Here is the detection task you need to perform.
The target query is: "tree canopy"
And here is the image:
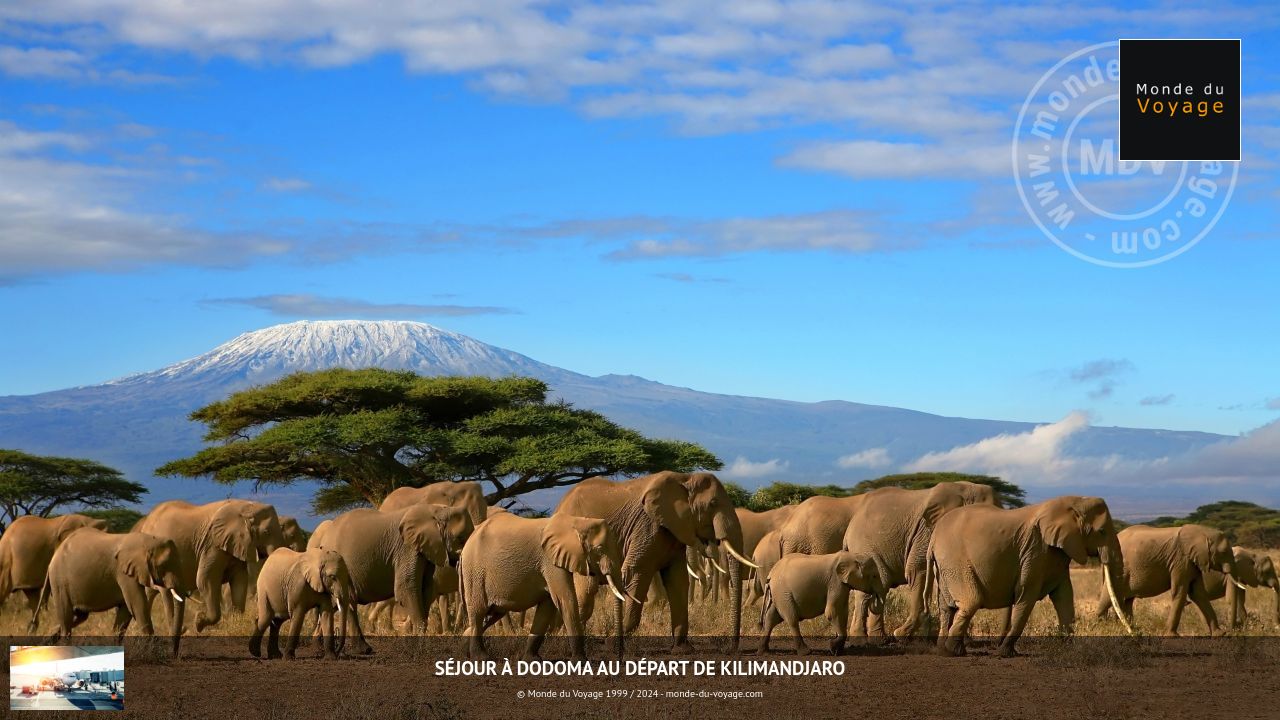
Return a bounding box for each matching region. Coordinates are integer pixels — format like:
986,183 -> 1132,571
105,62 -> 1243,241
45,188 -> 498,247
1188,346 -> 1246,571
851,472 -> 1027,508
726,472 -> 1027,512
0,449 -> 147,528
1149,500 -> 1280,548
157,369 -> 722,514
81,507 -> 147,533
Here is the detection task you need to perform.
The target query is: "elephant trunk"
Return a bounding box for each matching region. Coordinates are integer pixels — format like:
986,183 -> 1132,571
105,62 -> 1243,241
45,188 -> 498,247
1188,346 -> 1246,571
712,511 -> 746,653
1272,585 -> 1280,627
171,592 -> 185,658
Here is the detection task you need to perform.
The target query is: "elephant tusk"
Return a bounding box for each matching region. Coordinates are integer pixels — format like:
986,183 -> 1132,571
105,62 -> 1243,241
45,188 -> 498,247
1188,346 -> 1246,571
724,542 -> 760,569
686,563 -> 705,582
1102,563 -> 1134,636
626,591 -> 645,605
170,588 -> 185,603
605,575 -> 628,604
708,556 -> 727,574
1231,576 -> 1248,591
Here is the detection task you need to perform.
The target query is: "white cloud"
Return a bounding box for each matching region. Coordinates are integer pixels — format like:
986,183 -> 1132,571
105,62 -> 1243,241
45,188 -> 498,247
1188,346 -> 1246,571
904,411 -> 1091,484
836,447 -> 891,469
204,293 -> 515,318
779,140 -> 1011,179
723,456 -> 788,479
262,177 -> 311,193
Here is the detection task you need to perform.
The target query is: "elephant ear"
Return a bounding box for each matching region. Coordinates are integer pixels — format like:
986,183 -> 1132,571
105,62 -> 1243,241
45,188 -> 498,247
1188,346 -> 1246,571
301,552 -> 326,594
542,515 -> 593,575
115,536 -> 155,587
1177,527 -> 1215,576
922,484 -> 966,527
1037,504 -> 1088,565
834,552 -> 865,589
642,474 -> 699,548
198,504 -> 253,562
400,506 -> 448,567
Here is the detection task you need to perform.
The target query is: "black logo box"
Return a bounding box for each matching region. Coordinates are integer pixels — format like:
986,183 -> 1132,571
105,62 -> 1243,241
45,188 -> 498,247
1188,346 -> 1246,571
1119,39 -> 1241,162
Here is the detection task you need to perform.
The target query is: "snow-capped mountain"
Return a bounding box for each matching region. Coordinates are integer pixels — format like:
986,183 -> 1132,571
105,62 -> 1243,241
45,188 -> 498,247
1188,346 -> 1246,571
109,320 -> 576,392
0,320 -> 1244,520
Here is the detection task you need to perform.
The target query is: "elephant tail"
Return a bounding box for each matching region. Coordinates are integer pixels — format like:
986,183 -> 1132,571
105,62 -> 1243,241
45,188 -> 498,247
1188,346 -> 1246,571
455,555 -> 467,633
922,548 -> 936,616
760,580 -> 773,630
29,574 -> 50,634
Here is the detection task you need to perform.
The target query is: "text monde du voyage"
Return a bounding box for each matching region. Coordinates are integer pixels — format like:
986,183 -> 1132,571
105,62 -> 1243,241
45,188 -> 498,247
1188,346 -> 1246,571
1134,82 -> 1229,118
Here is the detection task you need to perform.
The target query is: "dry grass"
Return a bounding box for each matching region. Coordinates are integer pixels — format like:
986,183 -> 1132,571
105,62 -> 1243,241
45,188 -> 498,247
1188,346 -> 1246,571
6,556 -> 1277,641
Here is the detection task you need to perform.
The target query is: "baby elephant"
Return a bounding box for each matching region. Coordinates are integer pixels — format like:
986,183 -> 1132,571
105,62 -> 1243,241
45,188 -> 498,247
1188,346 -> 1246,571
37,528 -> 189,656
461,512 -> 636,660
251,548 -> 353,660
758,551 -> 886,656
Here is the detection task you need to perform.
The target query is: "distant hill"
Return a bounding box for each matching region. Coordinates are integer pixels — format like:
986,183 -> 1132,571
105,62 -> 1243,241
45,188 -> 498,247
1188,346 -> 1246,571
0,320 -> 1241,521
1148,501 -> 1280,548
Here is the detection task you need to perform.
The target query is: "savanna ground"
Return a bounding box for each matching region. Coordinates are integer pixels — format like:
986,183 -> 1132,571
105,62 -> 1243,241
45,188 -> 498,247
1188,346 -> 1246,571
4,562 -> 1279,719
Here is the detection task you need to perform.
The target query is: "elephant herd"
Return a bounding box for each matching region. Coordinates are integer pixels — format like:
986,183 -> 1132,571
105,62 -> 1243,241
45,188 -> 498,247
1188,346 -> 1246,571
0,475 -> 1276,662
734,486 -> 1280,656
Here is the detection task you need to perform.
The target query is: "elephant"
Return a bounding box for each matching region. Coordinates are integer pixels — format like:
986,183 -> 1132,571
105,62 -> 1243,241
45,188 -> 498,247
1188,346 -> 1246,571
738,506 -> 796,604
380,481 -> 488,525
307,503 -> 472,654
133,499 -> 285,632
842,483 -> 999,638
36,527 -> 189,655
0,513 -> 107,612
757,551 -> 888,656
1093,524 -> 1240,636
366,564 -> 463,634
461,512 -> 635,660
749,530 -> 785,609
555,471 -> 756,653
930,495 -> 1126,657
1223,548 -> 1279,629
279,517 -> 309,552
250,547 -> 354,660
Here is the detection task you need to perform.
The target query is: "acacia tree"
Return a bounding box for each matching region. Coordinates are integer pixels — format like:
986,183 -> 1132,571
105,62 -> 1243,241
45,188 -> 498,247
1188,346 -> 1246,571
157,368 -> 721,513
852,472 -> 1027,508
0,449 -> 147,529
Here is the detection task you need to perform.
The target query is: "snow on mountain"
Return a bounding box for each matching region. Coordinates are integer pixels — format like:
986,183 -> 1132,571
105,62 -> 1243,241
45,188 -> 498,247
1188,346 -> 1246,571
109,320 -> 572,389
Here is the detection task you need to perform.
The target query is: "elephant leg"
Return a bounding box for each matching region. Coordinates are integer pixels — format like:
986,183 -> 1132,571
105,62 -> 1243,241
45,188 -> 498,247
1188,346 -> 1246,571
757,604 -> 781,655
465,575 -> 492,660
154,588 -> 175,631
1048,581 -> 1076,636
226,563 -> 249,614
249,611 -> 271,658
1165,582 -> 1190,636
866,596 -> 887,638
785,609 -> 809,656
348,603 -> 375,655
121,582 -> 154,636
195,560 -> 227,632
111,605 -> 132,641
284,609 -> 309,659
524,598 -> 558,660
825,591 -> 849,656
996,600 -> 1036,658
849,591 -> 870,637
547,569 -> 585,660
267,618 -> 283,659
1226,582 -> 1244,629
1188,581 -> 1222,636
21,588 -> 41,613
895,573 -> 928,639
661,562 -> 694,653
939,604 -> 976,657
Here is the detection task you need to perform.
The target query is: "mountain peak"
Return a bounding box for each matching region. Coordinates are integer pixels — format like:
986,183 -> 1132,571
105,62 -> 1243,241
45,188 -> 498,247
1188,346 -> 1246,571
109,319 -> 567,390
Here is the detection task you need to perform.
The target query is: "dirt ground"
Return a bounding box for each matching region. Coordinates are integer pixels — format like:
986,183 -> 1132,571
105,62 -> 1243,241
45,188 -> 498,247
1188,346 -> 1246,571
5,564 -> 1279,719
5,635 -> 1279,720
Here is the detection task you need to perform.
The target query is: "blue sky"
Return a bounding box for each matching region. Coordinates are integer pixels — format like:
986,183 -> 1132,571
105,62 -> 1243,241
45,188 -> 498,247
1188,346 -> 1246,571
1,1 -> 1279,438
